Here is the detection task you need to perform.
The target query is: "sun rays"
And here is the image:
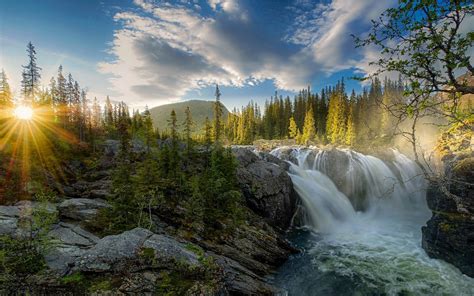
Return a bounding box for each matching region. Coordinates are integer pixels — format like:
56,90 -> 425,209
0,104 -> 78,200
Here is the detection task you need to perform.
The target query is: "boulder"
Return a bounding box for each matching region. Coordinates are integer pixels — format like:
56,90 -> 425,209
58,198 -> 111,222
233,147 -> 298,230
76,228 -> 200,273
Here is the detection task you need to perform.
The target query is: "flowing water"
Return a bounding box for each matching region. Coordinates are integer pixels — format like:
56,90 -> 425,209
271,147 -> 474,296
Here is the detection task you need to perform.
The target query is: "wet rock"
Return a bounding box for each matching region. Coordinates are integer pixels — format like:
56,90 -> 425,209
232,147 -> 298,230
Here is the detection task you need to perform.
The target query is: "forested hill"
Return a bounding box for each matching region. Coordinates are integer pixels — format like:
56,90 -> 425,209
149,100 -> 229,132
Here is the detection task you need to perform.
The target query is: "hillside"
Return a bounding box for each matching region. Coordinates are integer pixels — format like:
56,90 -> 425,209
149,100 -> 229,133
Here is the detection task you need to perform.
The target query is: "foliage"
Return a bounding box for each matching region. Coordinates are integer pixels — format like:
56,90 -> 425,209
354,0 -> 473,97
354,0 -> 473,175
0,191 -> 57,289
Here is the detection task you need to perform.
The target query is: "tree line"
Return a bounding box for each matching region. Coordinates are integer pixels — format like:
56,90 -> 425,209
224,77 -> 405,147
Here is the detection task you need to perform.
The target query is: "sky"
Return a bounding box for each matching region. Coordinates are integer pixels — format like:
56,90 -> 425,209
0,0 -> 398,110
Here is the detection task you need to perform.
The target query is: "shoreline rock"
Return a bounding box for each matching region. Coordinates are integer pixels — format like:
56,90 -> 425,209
421,152 -> 474,277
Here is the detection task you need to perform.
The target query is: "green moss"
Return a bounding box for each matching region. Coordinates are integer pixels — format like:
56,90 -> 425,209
156,271 -> 195,296
439,222 -> 453,232
88,279 -> 112,292
433,210 -> 469,221
185,243 -> 204,258
140,247 -> 156,261
61,272 -> 85,284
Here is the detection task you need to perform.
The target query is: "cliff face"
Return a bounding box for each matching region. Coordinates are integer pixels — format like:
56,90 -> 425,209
422,152 -> 474,277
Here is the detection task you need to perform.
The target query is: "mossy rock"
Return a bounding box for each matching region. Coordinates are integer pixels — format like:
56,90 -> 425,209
439,222 -> 453,232
453,157 -> 474,176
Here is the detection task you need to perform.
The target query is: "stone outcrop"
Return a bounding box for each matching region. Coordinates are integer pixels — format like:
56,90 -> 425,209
75,228 -> 201,273
58,198 -> 110,222
45,222 -> 99,274
232,147 -> 298,230
422,152 -> 474,277
1,144 -> 301,295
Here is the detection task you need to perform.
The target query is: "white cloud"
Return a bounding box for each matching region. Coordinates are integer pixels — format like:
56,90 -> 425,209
99,0 -> 396,107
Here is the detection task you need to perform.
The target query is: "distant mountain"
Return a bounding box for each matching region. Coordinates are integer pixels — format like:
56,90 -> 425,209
148,100 -> 229,133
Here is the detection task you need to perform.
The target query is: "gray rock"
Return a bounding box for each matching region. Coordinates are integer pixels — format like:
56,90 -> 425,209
48,222 -> 99,247
58,198 -> 110,222
422,153 -> 474,277
15,200 -> 58,215
77,228 -> 151,272
45,223 -> 99,274
102,139 -> 146,157
213,254 -> 280,295
0,206 -> 20,235
233,147 -> 298,230
88,189 -> 112,199
142,234 -> 200,266
76,228 -> 200,273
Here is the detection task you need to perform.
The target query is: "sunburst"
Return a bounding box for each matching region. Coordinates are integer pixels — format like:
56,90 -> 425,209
0,103 -> 78,201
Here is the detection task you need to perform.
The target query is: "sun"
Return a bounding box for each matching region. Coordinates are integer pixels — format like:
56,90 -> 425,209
13,106 -> 34,120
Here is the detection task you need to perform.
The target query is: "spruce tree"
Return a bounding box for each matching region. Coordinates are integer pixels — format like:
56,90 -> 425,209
301,107 -> 316,145
204,116 -> 212,152
345,99 -> 356,146
183,106 -> 194,158
213,84 -> 223,143
143,106 -> 154,152
167,110 -> 179,179
0,69 -> 13,107
21,42 -> 41,103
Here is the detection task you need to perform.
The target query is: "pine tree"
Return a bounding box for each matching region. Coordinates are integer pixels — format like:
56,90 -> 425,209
183,106 -> 194,158
0,69 -> 13,107
117,102 -> 131,158
301,107 -> 316,145
167,109 -> 180,179
345,98 -> 356,146
143,106 -> 154,152
204,116 -> 212,151
213,84 -> 223,143
21,42 -> 41,103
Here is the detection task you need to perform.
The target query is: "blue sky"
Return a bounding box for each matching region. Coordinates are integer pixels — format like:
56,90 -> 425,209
0,0 -> 396,110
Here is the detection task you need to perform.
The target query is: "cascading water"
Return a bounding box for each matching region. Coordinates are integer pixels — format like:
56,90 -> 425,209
271,147 -> 474,295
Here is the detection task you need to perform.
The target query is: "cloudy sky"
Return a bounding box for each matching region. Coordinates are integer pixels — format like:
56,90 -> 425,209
0,0 -> 396,110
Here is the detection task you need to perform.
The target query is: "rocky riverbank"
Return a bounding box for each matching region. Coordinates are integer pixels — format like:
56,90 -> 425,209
0,143 -> 299,295
422,151 -> 474,277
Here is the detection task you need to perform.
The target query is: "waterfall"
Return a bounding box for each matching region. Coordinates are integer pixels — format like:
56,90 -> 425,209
271,147 -> 429,232
273,147 -> 474,295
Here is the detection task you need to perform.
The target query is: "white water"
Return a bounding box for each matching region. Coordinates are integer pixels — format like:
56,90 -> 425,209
272,147 -> 474,295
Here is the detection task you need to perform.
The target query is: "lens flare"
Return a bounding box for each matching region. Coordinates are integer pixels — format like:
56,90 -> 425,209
1,104 -> 78,200
14,106 -> 34,120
